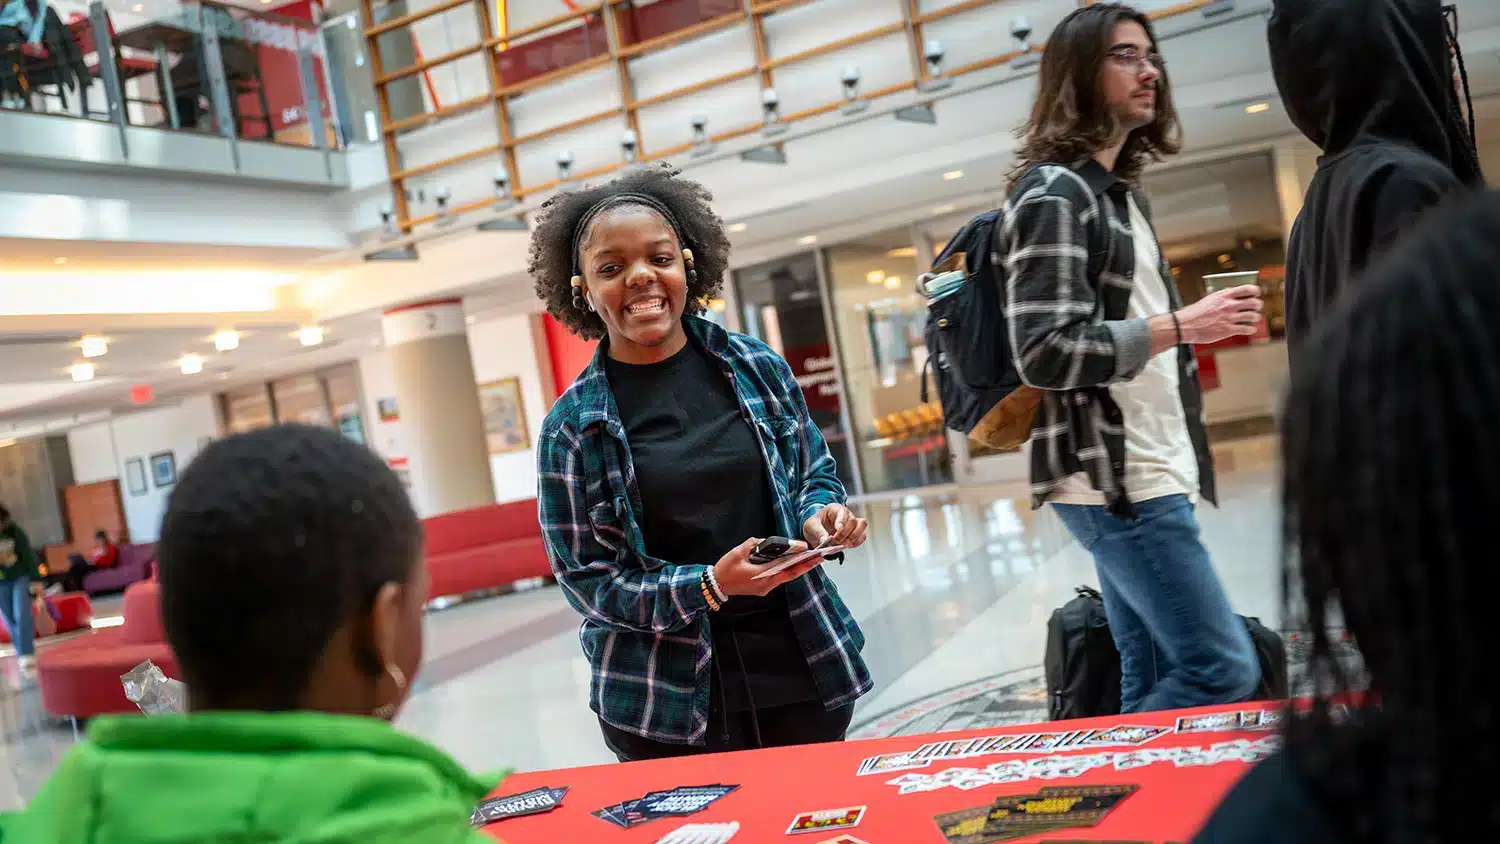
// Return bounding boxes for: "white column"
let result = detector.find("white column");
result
[380,300,496,516]
[1272,138,1321,242]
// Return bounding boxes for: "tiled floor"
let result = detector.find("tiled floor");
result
[0,436,1284,811]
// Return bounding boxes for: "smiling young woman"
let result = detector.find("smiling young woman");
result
[529,164,872,761]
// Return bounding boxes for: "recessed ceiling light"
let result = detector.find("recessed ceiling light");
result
[887,247,917,259]
[71,362,95,382]
[1244,102,1270,114]
[866,270,886,285]
[728,223,748,233]
[180,354,204,375]
[942,170,964,181]
[214,331,239,351]
[797,235,818,246]
[53,257,67,265]
[933,203,957,214]
[131,2,142,9]
[81,335,108,358]
[298,326,325,346]
[885,276,903,290]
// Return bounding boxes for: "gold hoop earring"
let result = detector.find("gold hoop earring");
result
[372,662,408,720]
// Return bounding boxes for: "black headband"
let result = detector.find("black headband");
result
[570,192,689,276]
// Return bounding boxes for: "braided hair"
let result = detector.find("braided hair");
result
[1281,189,1500,842]
[528,163,731,340]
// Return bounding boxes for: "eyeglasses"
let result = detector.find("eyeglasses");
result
[1107,46,1166,73]
[1443,4,1458,41]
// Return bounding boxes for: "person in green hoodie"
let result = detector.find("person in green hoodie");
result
[0,501,42,671]
[0,424,508,843]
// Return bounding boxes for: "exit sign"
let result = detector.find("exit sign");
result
[130,385,154,404]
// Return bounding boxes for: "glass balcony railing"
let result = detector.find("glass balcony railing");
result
[2,0,343,149]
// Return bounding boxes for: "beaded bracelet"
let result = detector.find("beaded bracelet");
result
[705,566,728,605]
[700,574,722,612]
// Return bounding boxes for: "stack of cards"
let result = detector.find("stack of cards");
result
[934,784,1137,843]
[654,822,740,843]
[469,786,568,828]
[592,784,739,829]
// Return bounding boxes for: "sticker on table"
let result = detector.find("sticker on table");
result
[655,821,741,843]
[593,784,740,829]
[470,786,568,827]
[857,724,1171,777]
[982,784,1137,837]
[815,837,872,844]
[889,736,1283,794]
[786,805,866,835]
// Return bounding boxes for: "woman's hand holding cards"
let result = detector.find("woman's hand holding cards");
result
[803,503,868,551]
[712,537,821,598]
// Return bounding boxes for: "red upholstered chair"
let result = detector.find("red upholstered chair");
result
[37,580,180,719]
[422,499,553,600]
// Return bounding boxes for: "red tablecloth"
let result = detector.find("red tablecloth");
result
[487,701,1280,843]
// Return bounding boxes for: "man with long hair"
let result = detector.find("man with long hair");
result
[1003,4,1263,712]
[1269,0,1483,370]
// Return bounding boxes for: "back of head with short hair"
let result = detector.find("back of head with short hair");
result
[157,424,421,710]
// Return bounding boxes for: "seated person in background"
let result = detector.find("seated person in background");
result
[56,530,117,593]
[89,529,117,568]
[0,424,506,843]
[1195,190,1500,843]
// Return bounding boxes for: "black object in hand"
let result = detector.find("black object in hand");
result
[749,536,796,564]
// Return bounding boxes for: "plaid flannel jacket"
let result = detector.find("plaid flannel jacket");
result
[537,316,871,745]
[1001,159,1215,516]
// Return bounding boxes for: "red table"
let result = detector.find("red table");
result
[486,702,1280,843]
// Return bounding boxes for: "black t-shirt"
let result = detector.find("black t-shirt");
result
[606,341,818,711]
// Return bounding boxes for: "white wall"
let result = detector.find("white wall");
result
[67,422,118,484]
[357,310,547,511]
[65,396,220,543]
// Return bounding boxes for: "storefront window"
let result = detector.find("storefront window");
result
[732,253,859,495]
[221,364,365,440]
[271,374,332,427]
[224,384,274,434]
[323,365,367,444]
[824,230,953,494]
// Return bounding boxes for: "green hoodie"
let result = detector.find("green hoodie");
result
[0,711,508,843]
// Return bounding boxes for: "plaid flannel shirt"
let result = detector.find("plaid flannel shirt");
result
[537,316,871,745]
[1001,160,1215,516]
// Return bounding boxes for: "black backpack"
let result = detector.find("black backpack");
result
[1044,586,1289,720]
[918,207,1040,448]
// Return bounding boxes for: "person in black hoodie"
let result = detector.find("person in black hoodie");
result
[1195,189,1500,843]
[1268,0,1483,371]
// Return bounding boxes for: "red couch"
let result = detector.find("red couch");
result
[82,542,156,595]
[37,580,180,719]
[423,499,551,601]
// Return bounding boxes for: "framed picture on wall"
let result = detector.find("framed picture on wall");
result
[478,377,530,455]
[150,452,177,489]
[124,458,148,497]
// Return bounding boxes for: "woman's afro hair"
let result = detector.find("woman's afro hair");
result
[528,163,731,340]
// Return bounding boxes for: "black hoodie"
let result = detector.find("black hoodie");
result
[1269,0,1483,369]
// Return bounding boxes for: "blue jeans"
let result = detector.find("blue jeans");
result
[0,576,35,657]
[1052,495,1259,713]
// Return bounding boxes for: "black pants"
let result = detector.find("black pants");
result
[599,698,855,763]
[57,554,90,593]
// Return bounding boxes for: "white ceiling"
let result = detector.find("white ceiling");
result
[8,0,1500,432]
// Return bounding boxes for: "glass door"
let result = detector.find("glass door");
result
[732,252,860,495]
[823,230,954,494]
